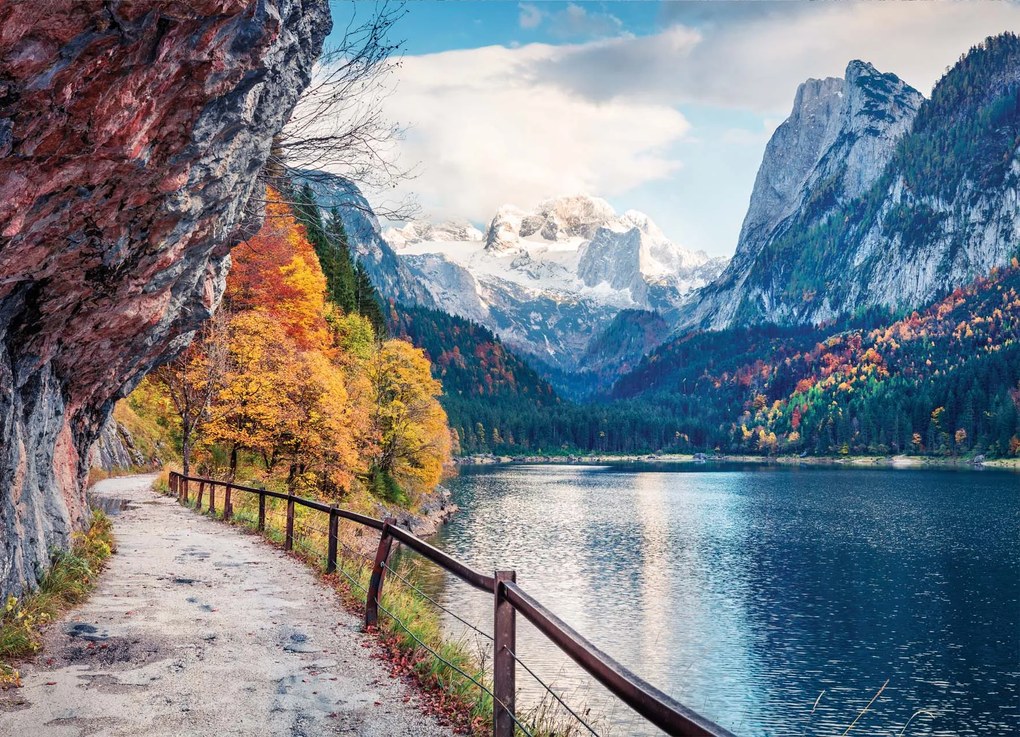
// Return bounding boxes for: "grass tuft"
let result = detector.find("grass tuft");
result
[0,510,115,688]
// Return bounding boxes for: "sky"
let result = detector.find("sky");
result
[323,1,1020,258]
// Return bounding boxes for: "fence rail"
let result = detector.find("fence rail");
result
[168,471,737,737]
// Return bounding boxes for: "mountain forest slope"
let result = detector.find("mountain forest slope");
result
[284,33,1020,462]
[683,33,1020,330]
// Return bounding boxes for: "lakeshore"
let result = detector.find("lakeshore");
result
[455,452,1020,471]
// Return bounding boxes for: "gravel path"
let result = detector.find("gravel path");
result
[1,474,455,737]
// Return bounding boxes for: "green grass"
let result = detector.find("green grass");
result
[0,510,115,688]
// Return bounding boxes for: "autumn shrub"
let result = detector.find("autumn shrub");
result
[0,511,115,687]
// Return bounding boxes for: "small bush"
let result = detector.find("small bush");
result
[0,511,115,688]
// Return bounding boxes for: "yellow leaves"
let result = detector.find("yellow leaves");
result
[278,254,330,350]
[369,339,451,498]
[143,189,453,505]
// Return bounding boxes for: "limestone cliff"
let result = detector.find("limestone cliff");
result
[684,36,1020,330]
[0,0,330,597]
[683,60,923,329]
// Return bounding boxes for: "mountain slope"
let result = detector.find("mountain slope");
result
[292,170,438,309]
[388,305,563,451]
[618,259,1020,457]
[686,35,1020,329]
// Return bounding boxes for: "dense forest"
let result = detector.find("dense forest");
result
[615,262,1020,458]
[392,256,1020,459]
[130,178,1020,463]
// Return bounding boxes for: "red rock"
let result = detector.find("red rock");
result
[0,0,331,598]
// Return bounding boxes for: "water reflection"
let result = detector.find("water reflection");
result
[422,464,1019,737]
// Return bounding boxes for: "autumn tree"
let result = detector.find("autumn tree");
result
[228,190,332,350]
[150,311,229,476]
[206,312,294,479]
[278,350,368,495]
[367,339,451,502]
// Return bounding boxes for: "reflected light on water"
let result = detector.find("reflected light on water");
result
[421,464,1019,737]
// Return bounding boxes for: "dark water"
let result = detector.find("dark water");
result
[419,464,1019,736]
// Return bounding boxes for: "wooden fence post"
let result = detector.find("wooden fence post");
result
[285,494,295,550]
[224,484,233,521]
[208,483,216,516]
[365,517,397,628]
[196,481,204,508]
[326,508,339,574]
[182,477,189,505]
[258,492,266,532]
[493,571,517,737]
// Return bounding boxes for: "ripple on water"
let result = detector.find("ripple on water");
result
[414,465,1019,737]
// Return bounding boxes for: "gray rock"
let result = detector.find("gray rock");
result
[682,59,924,329]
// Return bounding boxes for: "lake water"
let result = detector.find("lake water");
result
[416,464,1019,737]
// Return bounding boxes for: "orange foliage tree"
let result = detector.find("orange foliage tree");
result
[148,186,450,504]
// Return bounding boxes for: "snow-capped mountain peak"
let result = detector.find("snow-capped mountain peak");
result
[385,219,484,248]
[383,197,728,371]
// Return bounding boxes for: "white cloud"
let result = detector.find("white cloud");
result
[518,3,542,31]
[515,2,625,39]
[317,2,1020,255]
[373,43,688,225]
[537,2,1020,112]
[548,3,624,40]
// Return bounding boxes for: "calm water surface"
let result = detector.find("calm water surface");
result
[417,464,1019,736]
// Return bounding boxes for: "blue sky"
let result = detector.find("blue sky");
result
[325,1,1020,258]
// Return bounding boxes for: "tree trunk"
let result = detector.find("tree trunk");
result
[181,427,191,478]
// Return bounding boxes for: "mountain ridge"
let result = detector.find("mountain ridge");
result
[384,195,727,373]
[681,35,1020,331]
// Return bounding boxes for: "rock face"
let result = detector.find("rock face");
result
[384,196,727,372]
[89,418,146,474]
[293,171,439,309]
[0,0,330,597]
[684,60,924,328]
[685,38,1020,330]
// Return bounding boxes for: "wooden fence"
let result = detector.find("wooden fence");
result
[168,471,736,737]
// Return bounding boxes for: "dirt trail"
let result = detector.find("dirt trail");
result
[1,474,454,737]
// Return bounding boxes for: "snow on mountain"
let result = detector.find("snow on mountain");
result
[383,196,727,371]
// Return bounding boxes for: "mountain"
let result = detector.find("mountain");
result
[615,259,1020,457]
[385,196,727,372]
[534,308,672,401]
[684,35,1020,329]
[387,305,563,451]
[291,170,438,309]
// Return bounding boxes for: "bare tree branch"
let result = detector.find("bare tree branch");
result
[262,0,419,222]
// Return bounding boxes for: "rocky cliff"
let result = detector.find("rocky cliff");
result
[0,0,330,597]
[293,170,439,309]
[684,59,924,329]
[685,36,1020,329]
[89,417,147,474]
